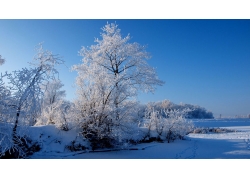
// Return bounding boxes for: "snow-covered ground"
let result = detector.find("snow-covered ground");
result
[27,118,250,159]
[2,118,250,180]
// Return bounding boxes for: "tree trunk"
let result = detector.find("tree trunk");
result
[12,106,21,144]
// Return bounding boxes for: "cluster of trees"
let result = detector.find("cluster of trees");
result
[142,105,194,143]
[0,23,211,158]
[144,100,214,119]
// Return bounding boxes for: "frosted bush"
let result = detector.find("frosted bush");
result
[143,107,194,143]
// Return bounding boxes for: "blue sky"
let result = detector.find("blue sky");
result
[0,19,249,117]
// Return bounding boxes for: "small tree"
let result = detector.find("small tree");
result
[9,44,63,133]
[36,79,72,131]
[1,44,64,158]
[72,23,164,148]
[0,73,12,123]
[0,55,9,119]
[0,57,13,157]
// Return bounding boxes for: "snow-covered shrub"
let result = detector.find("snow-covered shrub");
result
[142,106,194,143]
[0,123,12,157]
[0,123,41,158]
[191,127,237,134]
[163,110,194,143]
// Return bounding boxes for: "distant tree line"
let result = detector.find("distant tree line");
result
[142,100,214,119]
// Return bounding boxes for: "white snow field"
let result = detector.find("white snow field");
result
[28,118,250,159]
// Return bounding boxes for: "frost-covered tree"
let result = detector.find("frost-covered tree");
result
[144,99,214,119]
[143,106,194,143]
[72,23,164,148]
[0,54,6,104]
[0,57,11,123]
[9,44,63,131]
[36,79,71,130]
[42,79,66,108]
[0,44,64,157]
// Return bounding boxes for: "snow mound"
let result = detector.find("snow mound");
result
[27,125,89,155]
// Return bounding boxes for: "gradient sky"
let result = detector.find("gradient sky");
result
[0,19,249,117]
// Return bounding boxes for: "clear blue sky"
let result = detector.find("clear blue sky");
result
[0,19,250,117]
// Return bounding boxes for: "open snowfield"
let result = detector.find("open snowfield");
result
[26,118,250,159]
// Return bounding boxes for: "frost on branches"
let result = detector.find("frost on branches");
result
[36,79,71,131]
[72,23,164,149]
[142,104,194,143]
[0,45,64,158]
[0,54,8,117]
